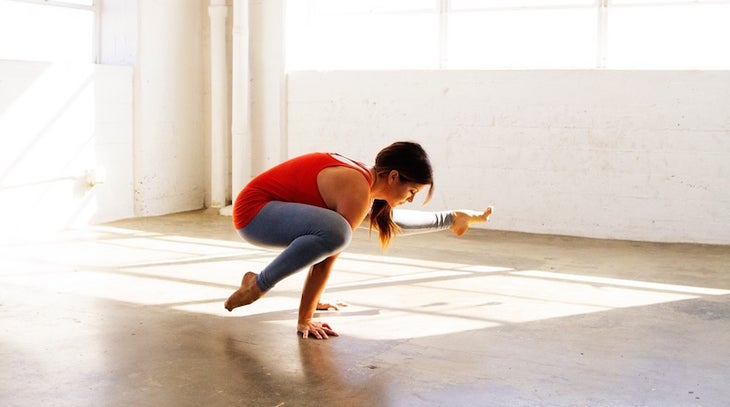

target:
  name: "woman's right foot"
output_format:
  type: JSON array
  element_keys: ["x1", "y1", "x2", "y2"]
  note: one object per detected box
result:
[
  {"x1": 450, "y1": 206, "x2": 493, "y2": 236},
  {"x1": 224, "y1": 272, "x2": 266, "y2": 311}
]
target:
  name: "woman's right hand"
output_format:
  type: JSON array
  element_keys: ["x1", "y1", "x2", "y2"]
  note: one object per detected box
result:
[{"x1": 297, "y1": 320, "x2": 339, "y2": 339}]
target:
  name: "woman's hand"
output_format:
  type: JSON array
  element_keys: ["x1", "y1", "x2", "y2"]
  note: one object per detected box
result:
[
  {"x1": 450, "y1": 206, "x2": 493, "y2": 236},
  {"x1": 297, "y1": 320, "x2": 339, "y2": 339}
]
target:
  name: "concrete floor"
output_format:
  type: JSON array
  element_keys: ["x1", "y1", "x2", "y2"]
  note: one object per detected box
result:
[{"x1": 1, "y1": 210, "x2": 729, "y2": 407}]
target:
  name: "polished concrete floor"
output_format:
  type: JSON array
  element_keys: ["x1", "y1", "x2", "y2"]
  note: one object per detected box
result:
[{"x1": 1, "y1": 210, "x2": 729, "y2": 407}]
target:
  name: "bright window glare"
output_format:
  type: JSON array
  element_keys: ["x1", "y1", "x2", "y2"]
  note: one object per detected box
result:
[
  {"x1": 451, "y1": 0, "x2": 595, "y2": 8},
  {"x1": 286, "y1": 0, "x2": 439, "y2": 70},
  {"x1": 448, "y1": 7, "x2": 597, "y2": 69},
  {"x1": 310, "y1": 0, "x2": 437, "y2": 13},
  {"x1": 286, "y1": 0, "x2": 730, "y2": 70},
  {"x1": 0, "y1": 0, "x2": 94, "y2": 62},
  {"x1": 61, "y1": 0, "x2": 94, "y2": 5},
  {"x1": 607, "y1": 3, "x2": 730, "y2": 69}
]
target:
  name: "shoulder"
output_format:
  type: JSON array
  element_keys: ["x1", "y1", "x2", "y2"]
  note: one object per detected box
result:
[
  {"x1": 319, "y1": 166, "x2": 370, "y2": 196},
  {"x1": 318, "y1": 166, "x2": 371, "y2": 225}
]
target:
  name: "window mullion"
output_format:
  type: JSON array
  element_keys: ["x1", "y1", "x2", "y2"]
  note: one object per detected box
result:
[
  {"x1": 597, "y1": 0, "x2": 607, "y2": 68},
  {"x1": 439, "y1": 0, "x2": 449, "y2": 69}
]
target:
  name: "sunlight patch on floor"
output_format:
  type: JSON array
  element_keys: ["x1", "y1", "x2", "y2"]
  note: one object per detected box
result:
[{"x1": 2, "y1": 225, "x2": 727, "y2": 341}]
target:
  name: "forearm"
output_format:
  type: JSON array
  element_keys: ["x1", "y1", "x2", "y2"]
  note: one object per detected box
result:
[
  {"x1": 298, "y1": 254, "x2": 338, "y2": 323},
  {"x1": 392, "y1": 209, "x2": 454, "y2": 235}
]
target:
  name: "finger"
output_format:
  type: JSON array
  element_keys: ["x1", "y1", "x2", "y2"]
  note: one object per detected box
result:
[
  {"x1": 320, "y1": 323, "x2": 339, "y2": 337},
  {"x1": 302, "y1": 329, "x2": 309, "y2": 339}
]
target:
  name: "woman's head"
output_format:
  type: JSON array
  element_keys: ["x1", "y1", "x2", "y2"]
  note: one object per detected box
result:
[
  {"x1": 370, "y1": 141, "x2": 434, "y2": 248},
  {"x1": 374, "y1": 141, "x2": 434, "y2": 205}
]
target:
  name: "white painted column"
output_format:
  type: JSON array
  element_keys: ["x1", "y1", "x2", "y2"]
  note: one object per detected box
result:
[
  {"x1": 249, "y1": 0, "x2": 286, "y2": 172},
  {"x1": 231, "y1": 0, "x2": 252, "y2": 196},
  {"x1": 208, "y1": 0, "x2": 228, "y2": 209}
]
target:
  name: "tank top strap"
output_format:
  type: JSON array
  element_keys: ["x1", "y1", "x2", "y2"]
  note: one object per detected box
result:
[{"x1": 329, "y1": 153, "x2": 373, "y2": 186}]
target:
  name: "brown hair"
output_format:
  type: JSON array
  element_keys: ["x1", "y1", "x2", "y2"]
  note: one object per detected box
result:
[{"x1": 370, "y1": 141, "x2": 434, "y2": 248}]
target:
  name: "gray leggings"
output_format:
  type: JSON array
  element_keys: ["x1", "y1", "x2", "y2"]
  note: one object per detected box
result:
[
  {"x1": 238, "y1": 201, "x2": 454, "y2": 291},
  {"x1": 393, "y1": 208, "x2": 454, "y2": 235}
]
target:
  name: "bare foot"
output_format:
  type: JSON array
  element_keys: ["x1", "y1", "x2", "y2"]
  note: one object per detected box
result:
[
  {"x1": 450, "y1": 206, "x2": 493, "y2": 236},
  {"x1": 317, "y1": 299, "x2": 349, "y2": 311},
  {"x1": 224, "y1": 272, "x2": 265, "y2": 311}
]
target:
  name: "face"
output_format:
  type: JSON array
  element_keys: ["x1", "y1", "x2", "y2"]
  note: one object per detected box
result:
[{"x1": 386, "y1": 171, "x2": 426, "y2": 207}]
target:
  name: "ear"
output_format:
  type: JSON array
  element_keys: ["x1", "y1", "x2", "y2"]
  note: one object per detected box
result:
[{"x1": 388, "y1": 170, "x2": 399, "y2": 184}]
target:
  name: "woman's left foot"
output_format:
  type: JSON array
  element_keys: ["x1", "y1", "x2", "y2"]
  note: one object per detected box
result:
[{"x1": 225, "y1": 272, "x2": 266, "y2": 311}]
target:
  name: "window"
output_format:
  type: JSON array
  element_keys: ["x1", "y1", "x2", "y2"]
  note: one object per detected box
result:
[
  {"x1": 607, "y1": 0, "x2": 730, "y2": 69},
  {"x1": 285, "y1": 0, "x2": 730, "y2": 70},
  {"x1": 448, "y1": 0, "x2": 597, "y2": 69},
  {"x1": 286, "y1": 0, "x2": 441, "y2": 70},
  {"x1": 0, "y1": 0, "x2": 97, "y2": 63}
]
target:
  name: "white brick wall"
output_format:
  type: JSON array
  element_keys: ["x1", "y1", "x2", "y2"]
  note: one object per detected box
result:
[
  {"x1": 287, "y1": 70, "x2": 730, "y2": 244},
  {"x1": 3, "y1": 54, "x2": 726, "y2": 245}
]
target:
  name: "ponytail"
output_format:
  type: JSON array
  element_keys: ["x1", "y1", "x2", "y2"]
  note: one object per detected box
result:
[{"x1": 369, "y1": 199, "x2": 399, "y2": 249}]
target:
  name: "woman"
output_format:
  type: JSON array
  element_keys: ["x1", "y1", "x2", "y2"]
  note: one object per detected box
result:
[{"x1": 225, "y1": 141, "x2": 492, "y2": 339}]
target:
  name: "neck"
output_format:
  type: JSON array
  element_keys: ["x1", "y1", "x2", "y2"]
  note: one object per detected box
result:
[{"x1": 368, "y1": 168, "x2": 386, "y2": 200}]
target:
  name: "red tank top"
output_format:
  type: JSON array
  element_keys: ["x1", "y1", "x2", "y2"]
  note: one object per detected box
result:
[{"x1": 232, "y1": 152, "x2": 373, "y2": 229}]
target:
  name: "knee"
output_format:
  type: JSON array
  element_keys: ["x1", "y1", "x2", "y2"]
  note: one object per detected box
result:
[{"x1": 322, "y1": 214, "x2": 352, "y2": 253}]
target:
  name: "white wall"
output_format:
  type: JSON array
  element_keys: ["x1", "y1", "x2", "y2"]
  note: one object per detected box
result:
[
  {"x1": 3, "y1": 1, "x2": 727, "y2": 246},
  {"x1": 133, "y1": 0, "x2": 207, "y2": 216},
  {"x1": 0, "y1": 60, "x2": 134, "y2": 237},
  {"x1": 0, "y1": 0, "x2": 211, "y2": 237},
  {"x1": 287, "y1": 70, "x2": 730, "y2": 245}
]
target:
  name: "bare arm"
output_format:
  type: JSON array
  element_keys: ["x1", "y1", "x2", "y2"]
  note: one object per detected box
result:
[
  {"x1": 298, "y1": 255, "x2": 339, "y2": 339},
  {"x1": 297, "y1": 168, "x2": 372, "y2": 338},
  {"x1": 318, "y1": 166, "x2": 372, "y2": 229}
]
